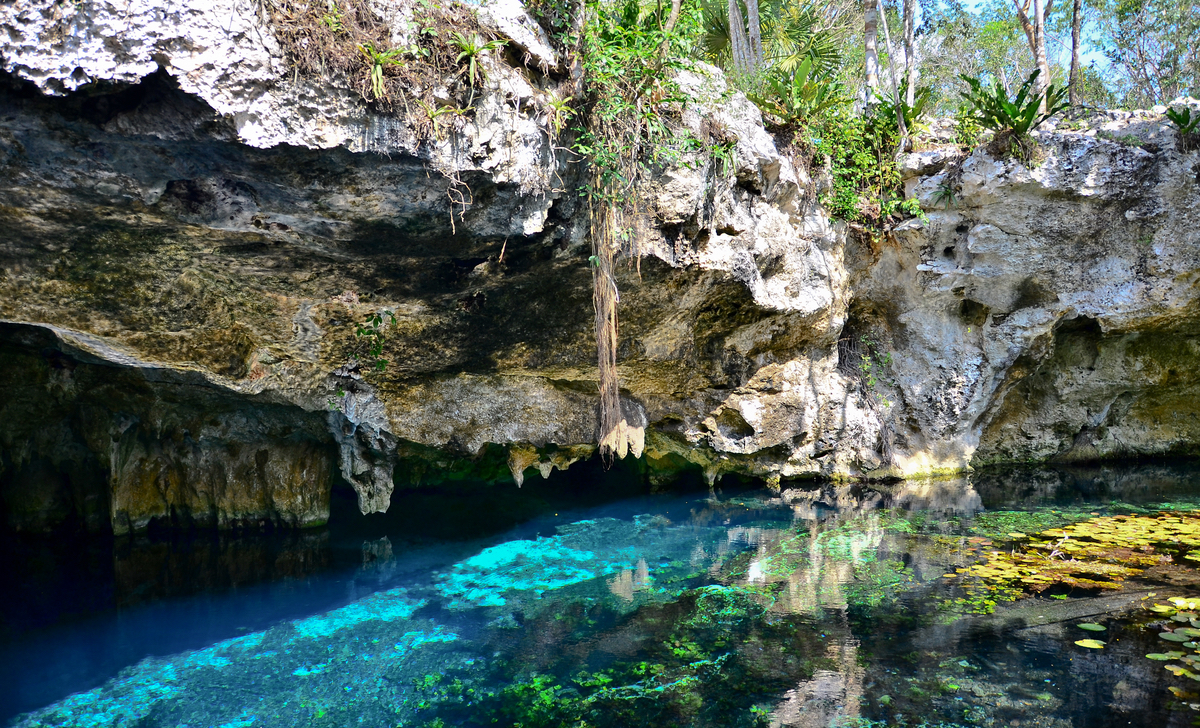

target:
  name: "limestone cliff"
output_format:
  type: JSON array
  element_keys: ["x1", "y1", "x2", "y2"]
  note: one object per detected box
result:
[{"x1": 1, "y1": 0, "x2": 1198, "y2": 533}]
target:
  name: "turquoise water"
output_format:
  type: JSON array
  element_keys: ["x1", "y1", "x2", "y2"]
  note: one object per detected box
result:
[{"x1": 6, "y1": 463, "x2": 1200, "y2": 727}]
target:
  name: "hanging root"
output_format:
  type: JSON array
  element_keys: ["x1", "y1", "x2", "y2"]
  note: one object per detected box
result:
[{"x1": 589, "y1": 196, "x2": 644, "y2": 463}]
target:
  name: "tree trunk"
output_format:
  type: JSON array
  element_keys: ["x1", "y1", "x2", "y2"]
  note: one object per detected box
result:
[
  {"x1": 1068, "y1": 0, "x2": 1082, "y2": 105},
  {"x1": 864, "y1": 0, "x2": 880, "y2": 98},
  {"x1": 728, "y1": 0, "x2": 753, "y2": 79},
  {"x1": 1034, "y1": 0, "x2": 1052, "y2": 103},
  {"x1": 903, "y1": 0, "x2": 916, "y2": 107},
  {"x1": 877, "y1": 0, "x2": 909, "y2": 144},
  {"x1": 746, "y1": 0, "x2": 763, "y2": 73},
  {"x1": 1011, "y1": 0, "x2": 1054, "y2": 113}
]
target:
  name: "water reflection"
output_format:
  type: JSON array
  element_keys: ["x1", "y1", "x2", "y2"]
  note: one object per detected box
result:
[{"x1": 5, "y1": 462, "x2": 1200, "y2": 727}]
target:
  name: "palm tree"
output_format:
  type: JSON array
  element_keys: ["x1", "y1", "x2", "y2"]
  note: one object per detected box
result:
[{"x1": 700, "y1": 0, "x2": 843, "y2": 78}]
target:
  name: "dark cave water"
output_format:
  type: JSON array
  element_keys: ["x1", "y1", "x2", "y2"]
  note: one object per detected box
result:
[{"x1": 5, "y1": 462, "x2": 1200, "y2": 727}]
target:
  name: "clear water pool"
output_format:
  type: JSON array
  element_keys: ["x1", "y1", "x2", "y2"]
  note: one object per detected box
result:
[{"x1": 5, "y1": 462, "x2": 1200, "y2": 727}]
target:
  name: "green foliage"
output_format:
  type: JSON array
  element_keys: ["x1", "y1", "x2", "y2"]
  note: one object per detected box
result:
[
  {"x1": 355, "y1": 310, "x2": 397, "y2": 371},
  {"x1": 320, "y1": 1, "x2": 345, "y2": 32},
  {"x1": 749, "y1": 57, "x2": 848, "y2": 125},
  {"x1": 270, "y1": 0, "x2": 483, "y2": 119},
  {"x1": 414, "y1": 99, "x2": 465, "y2": 139},
  {"x1": 873, "y1": 78, "x2": 934, "y2": 132},
  {"x1": 575, "y1": 0, "x2": 696, "y2": 196},
  {"x1": 1166, "y1": 106, "x2": 1200, "y2": 152},
  {"x1": 574, "y1": 0, "x2": 702, "y2": 457},
  {"x1": 953, "y1": 105, "x2": 983, "y2": 149},
  {"x1": 524, "y1": 0, "x2": 576, "y2": 49},
  {"x1": 958, "y1": 69, "x2": 1068, "y2": 137},
  {"x1": 448, "y1": 32, "x2": 508, "y2": 107},
  {"x1": 915, "y1": 0, "x2": 1048, "y2": 115},
  {"x1": 698, "y1": 0, "x2": 843, "y2": 83},
  {"x1": 357, "y1": 43, "x2": 404, "y2": 100},
  {"x1": 1165, "y1": 106, "x2": 1200, "y2": 135},
  {"x1": 931, "y1": 182, "x2": 958, "y2": 210},
  {"x1": 1092, "y1": 0, "x2": 1200, "y2": 107},
  {"x1": 540, "y1": 91, "x2": 575, "y2": 135},
  {"x1": 808, "y1": 109, "x2": 913, "y2": 226},
  {"x1": 859, "y1": 342, "x2": 893, "y2": 389}
]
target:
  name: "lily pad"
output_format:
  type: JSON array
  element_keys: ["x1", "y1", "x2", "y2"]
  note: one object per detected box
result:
[
  {"x1": 1174, "y1": 627, "x2": 1200, "y2": 638},
  {"x1": 1075, "y1": 639, "x2": 1106, "y2": 648},
  {"x1": 1077, "y1": 623, "x2": 1106, "y2": 632},
  {"x1": 1164, "y1": 665, "x2": 1200, "y2": 679},
  {"x1": 1160, "y1": 632, "x2": 1191, "y2": 642},
  {"x1": 1146, "y1": 653, "x2": 1176, "y2": 660}
]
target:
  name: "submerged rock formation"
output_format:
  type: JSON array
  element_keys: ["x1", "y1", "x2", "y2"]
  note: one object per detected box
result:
[{"x1": 1, "y1": 0, "x2": 1198, "y2": 533}]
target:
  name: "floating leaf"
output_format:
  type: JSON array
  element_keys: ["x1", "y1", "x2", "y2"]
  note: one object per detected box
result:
[
  {"x1": 1174, "y1": 612, "x2": 1197, "y2": 622},
  {"x1": 1164, "y1": 665, "x2": 1200, "y2": 679},
  {"x1": 1075, "y1": 639, "x2": 1106, "y2": 648},
  {"x1": 1174, "y1": 627, "x2": 1200, "y2": 638},
  {"x1": 1147, "y1": 653, "x2": 1176, "y2": 660},
  {"x1": 1077, "y1": 623, "x2": 1106, "y2": 632},
  {"x1": 1160, "y1": 632, "x2": 1192, "y2": 642},
  {"x1": 1009, "y1": 532, "x2": 1027, "y2": 539},
  {"x1": 1169, "y1": 686, "x2": 1199, "y2": 699}
]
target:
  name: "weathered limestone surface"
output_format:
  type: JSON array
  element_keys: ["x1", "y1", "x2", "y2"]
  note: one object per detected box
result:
[
  {"x1": 876, "y1": 104, "x2": 1200, "y2": 474},
  {"x1": 1, "y1": 0, "x2": 1198, "y2": 533},
  {"x1": 0, "y1": 323, "x2": 333, "y2": 534}
]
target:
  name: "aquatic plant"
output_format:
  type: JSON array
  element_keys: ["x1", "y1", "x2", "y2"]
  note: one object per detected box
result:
[
  {"x1": 1132, "y1": 596, "x2": 1200, "y2": 709},
  {"x1": 945, "y1": 512, "x2": 1200, "y2": 603},
  {"x1": 967, "y1": 509, "x2": 1093, "y2": 541}
]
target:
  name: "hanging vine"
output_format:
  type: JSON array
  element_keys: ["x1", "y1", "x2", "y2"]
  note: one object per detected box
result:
[{"x1": 574, "y1": 0, "x2": 697, "y2": 459}]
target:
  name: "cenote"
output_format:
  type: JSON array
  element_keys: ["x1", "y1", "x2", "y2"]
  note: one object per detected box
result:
[{"x1": 5, "y1": 461, "x2": 1200, "y2": 727}]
